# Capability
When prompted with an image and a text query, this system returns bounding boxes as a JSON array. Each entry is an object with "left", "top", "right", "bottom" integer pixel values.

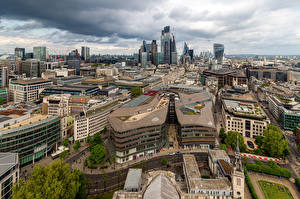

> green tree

[
  {"left": 220, "top": 144, "right": 227, "bottom": 151},
  {"left": 73, "top": 140, "right": 81, "bottom": 151},
  {"left": 102, "top": 126, "right": 107, "bottom": 134},
  {"left": 161, "top": 157, "right": 168, "bottom": 166},
  {"left": 219, "top": 128, "right": 227, "bottom": 143},
  {"left": 262, "top": 125, "right": 289, "bottom": 158},
  {"left": 12, "top": 160, "right": 87, "bottom": 199},
  {"left": 59, "top": 150, "right": 69, "bottom": 159},
  {"left": 86, "top": 135, "right": 92, "bottom": 144},
  {"left": 89, "top": 144, "right": 106, "bottom": 164},
  {"left": 62, "top": 139, "right": 69, "bottom": 148},
  {"left": 224, "top": 131, "right": 247, "bottom": 152},
  {"left": 297, "top": 144, "right": 300, "bottom": 151},
  {"left": 0, "top": 98, "right": 5, "bottom": 105},
  {"left": 254, "top": 136, "right": 264, "bottom": 148},
  {"left": 131, "top": 87, "right": 143, "bottom": 97}
]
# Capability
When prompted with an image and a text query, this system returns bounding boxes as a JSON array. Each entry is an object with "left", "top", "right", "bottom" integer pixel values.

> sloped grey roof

[
  {"left": 0, "top": 153, "right": 18, "bottom": 176},
  {"left": 124, "top": 169, "right": 142, "bottom": 190},
  {"left": 143, "top": 174, "right": 180, "bottom": 199}
]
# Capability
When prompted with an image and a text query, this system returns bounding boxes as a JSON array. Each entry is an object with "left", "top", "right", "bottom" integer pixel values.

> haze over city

[{"left": 1, "top": 0, "right": 300, "bottom": 55}]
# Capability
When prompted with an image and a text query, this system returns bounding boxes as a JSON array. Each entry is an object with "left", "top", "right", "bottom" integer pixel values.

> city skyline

[{"left": 0, "top": 0, "right": 300, "bottom": 55}]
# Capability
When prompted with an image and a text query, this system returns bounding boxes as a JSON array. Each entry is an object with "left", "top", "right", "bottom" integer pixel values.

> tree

[
  {"left": 102, "top": 126, "right": 107, "bottom": 134},
  {"left": 297, "top": 144, "right": 300, "bottom": 151},
  {"left": 224, "top": 131, "right": 247, "bottom": 152},
  {"left": 86, "top": 135, "right": 92, "bottom": 144},
  {"left": 254, "top": 136, "right": 264, "bottom": 148},
  {"left": 220, "top": 144, "right": 227, "bottom": 151},
  {"left": 131, "top": 87, "right": 143, "bottom": 97},
  {"left": 12, "top": 160, "right": 87, "bottom": 199},
  {"left": 0, "top": 98, "right": 5, "bottom": 105},
  {"left": 59, "top": 150, "right": 69, "bottom": 159},
  {"left": 262, "top": 125, "right": 289, "bottom": 158},
  {"left": 62, "top": 139, "right": 69, "bottom": 148},
  {"left": 219, "top": 128, "right": 227, "bottom": 143},
  {"left": 161, "top": 157, "right": 168, "bottom": 166},
  {"left": 73, "top": 140, "right": 81, "bottom": 151},
  {"left": 88, "top": 144, "right": 106, "bottom": 164}
]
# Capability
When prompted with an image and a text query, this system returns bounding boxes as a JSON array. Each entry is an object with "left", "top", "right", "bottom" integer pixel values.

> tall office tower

[
  {"left": 183, "top": 42, "right": 189, "bottom": 55},
  {"left": 33, "top": 46, "right": 47, "bottom": 61},
  {"left": 213, "top": 43, "right": 224, "bottom": 65},
  {"left": 0, "top": 66, "right": 8, "bottom": 88},
  {"left": 141, "top": 52, "right": 148, "bottom": 67},
  {"left": 161, "top": 26, "right": 177, "bottom": 65},
  {"left": 22, "top": 59, "right": 46, "bottom": 78},
  {"left": 161, "top": 26, "right": 171, "bottom": 64},
  {"left": 139, "top": 40, "right": 148, "bottom": 65},
  {"left": 156, "top": 52, "right": 164, "bottom": 65},
  {"left": 146, "top": 43, "right": 152, "bottom": 61},
  {"left": 188, "top": 49, "right": 194, "bottom": 60},
  {"left": 151, "top": 40, "right": 157, "bottom": 66},
  {"left": 15, "top": 48, "right": 25, "bottom": 59},
  {"left": 170, "top": 34, "right": 176, "bottom": 56},
  {"left": 171, "top": 52, "right": 177, "bottom": 65},
  {"left": 81, "top": 46, "right": 90, "bottom": 61}
]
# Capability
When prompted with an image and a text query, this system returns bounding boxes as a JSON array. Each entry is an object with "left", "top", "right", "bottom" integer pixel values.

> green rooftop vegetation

[
  {"left": 261, "top": 83, "right": 270, "bottom": 87},
  {"left": 277, "top": 96, "right": 292, "bottom": 104},
  {"left": 194, "top": 104, "right": 205, "bottom": 110},
  {"left": 186, "top": 111, "right": 198, "bottom": 115}
]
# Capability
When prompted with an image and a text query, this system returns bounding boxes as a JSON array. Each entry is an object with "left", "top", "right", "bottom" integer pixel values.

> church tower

[{"left": 232, "top": 138, "right": 245, "bottom": 199}]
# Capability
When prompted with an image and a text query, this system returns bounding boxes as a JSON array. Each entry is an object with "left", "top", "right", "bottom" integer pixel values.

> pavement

[{"left": 248, "top": 171, "right": 300, "bottom": 199}]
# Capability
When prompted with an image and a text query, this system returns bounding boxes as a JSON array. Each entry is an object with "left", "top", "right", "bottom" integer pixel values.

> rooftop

[
  {"left": 124, "top": 169, "right": 142, "bottom": 190},
  {"left": 109, "top": 95, "right": 169, "bottom": 132},
  {"left": 223, "top": 99, "right": 267, "bottom": 119},
  {"left": 0, "top": 114, "right": 55, "bottom": 135},
  {"left": 12, "top": 78, "right": 51, "bottom": 85},
  {"left": 0, "top": 153, "right": 18, "bottom": 176},
  {"left": 176, "top": 92, "right": 215, "bottom": 128},
  {"left": 209, "top": 149, "right": 230, "bottom": 162},
  {"left": 183, "top": 154, "right": 201, "bottom": 179}
]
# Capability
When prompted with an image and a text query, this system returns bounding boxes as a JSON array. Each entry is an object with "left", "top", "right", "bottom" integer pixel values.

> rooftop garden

[
  {"left": 277, "top": 96, "right": 292, "bottom": 104},
  {"left": 194, "top": 104, "right": 205, "bottom": 110}
]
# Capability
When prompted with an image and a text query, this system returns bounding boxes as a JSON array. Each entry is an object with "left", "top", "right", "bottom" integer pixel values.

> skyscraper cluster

[
  {"left": 181, "top": 42, "right": 194, "bottom": 64},
  {"left": 161, "top": 26, "right": 177, "bottom": 65},
  {"left": 138, "top": 26, "right": 177, "bottom": 67}
]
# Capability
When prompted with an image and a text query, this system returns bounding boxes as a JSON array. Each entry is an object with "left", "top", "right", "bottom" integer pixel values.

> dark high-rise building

[
  {"left": 25, "top": 53, "right": 34, "bottom": 59},
  {"left": 183, "top": 42, "right": 189, "bottom": 55},
  {"left": 81, "top": 46, "right": 90, "bottom": 61},
  {"left": 151, "top": 40, "right": 157, "bottom": 66},
  {"left": 161, "top": 26, "right": 177, "bottom": 65},
  {"left": 188, "top": 49, "right": 194, "bottom": 60},
  {"left": 15, "top": 48, "right": 25, "bottom": 59},
  {"left": 213, "top": 43, "right": 224, "bottom": 64},
  {"left": 22, "top": 59, "right": 46, "bottom": 77}
]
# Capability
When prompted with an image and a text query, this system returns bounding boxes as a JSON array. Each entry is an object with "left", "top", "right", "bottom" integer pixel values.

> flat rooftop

[
  {"left": 124, "top": 169, "right": 142, "bottom": 190},
  {"left": 176, "top": 92, "right": 215, "bottom": 128},
  {"left": 12, "top": 78, "right": 51, "bottom": 85},
  {"left": 0, "top": 114, "right": 55, "bottom": 134},
  {"left": 223, "top": 99, "right": 267, "bottom": 119},
  {"left": 183, "top": 154, "right": 201, "bottom": 179},
  {"left": 209, "top": 149, "right": 230, "bottom": 162}
]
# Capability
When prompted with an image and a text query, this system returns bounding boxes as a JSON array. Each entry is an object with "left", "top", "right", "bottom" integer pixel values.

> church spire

[{"left": 234, "top": 137, "right": 242, "bottom": 171}]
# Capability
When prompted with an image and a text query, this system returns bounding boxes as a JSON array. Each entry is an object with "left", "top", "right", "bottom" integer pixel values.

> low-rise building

[
  {"left": 222, "top": 98, "right": 270, "bottom": 138},
  {"left": 74, "top": 99, "right": 120, "bottom": 141},
  {"left": 176, "top": 92, "right": 216, "bottom": 149},
  {"left": 108, "top": 95, "right": 169, "bottom": 163},
  {"left": 9, "top": 78, "right": 52, "bottom": 103},
  {"left": 0, "top": 110, "right": 60, "bottom": 166},
  {"left": 0, "top": 153, "right": 19, "bottom": 199}
]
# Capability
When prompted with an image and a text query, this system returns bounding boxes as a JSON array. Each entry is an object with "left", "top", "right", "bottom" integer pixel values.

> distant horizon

[{"left": 1, "top": 0, "right": 300, "bottom": 55}]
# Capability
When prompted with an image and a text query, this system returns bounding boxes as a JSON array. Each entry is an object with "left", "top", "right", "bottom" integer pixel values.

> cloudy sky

[{"left": 0, "top": 0, "right": 300, "bottom": 55}]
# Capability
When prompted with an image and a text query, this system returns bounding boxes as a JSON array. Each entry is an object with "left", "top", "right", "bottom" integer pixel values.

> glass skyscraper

[
  {"left": 161, "top": 26, "right": 176, "bottom": 65},
  {"left": 33, "top": 46, "right": 47, "bottom": 61},
  {"left": 213, "top": 43, "right": 224, "bottom": 64}
]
